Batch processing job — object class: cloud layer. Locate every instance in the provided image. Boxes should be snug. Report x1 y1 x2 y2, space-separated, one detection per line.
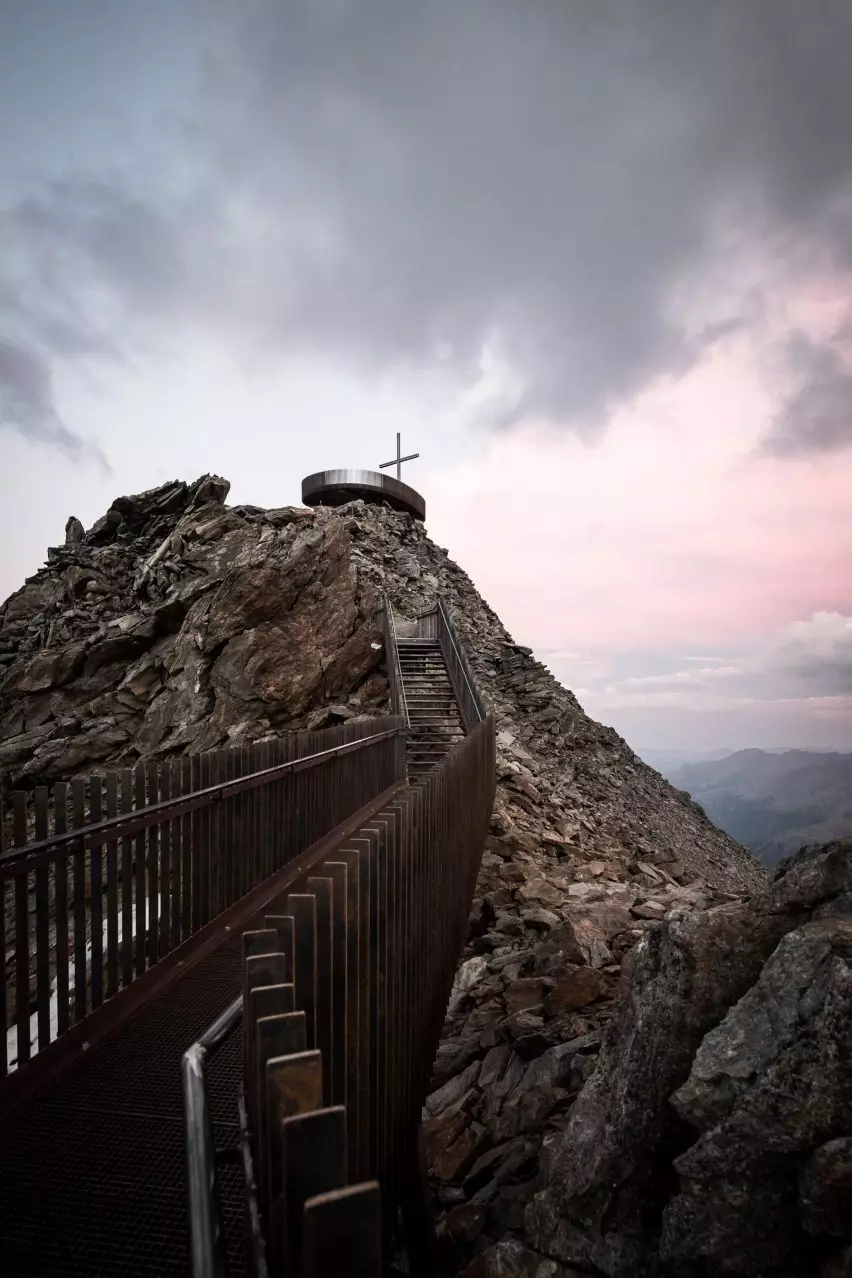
2 1 850 750
570 612 852 752
765 331 852 455
0 336 104 461
3 0 852 456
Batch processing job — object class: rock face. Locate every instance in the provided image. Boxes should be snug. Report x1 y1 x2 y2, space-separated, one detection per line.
1 475 778 1271
0 477 391 784
527 840 852 1278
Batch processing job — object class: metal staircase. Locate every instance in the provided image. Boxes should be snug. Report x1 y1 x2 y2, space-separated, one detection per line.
396 637 465 779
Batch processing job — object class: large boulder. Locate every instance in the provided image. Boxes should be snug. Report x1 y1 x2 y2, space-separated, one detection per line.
528 840 852 1278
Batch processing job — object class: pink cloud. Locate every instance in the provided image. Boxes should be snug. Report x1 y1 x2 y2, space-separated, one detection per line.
426 334 852 657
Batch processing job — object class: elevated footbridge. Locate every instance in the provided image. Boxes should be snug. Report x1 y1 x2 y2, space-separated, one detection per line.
0 598 494 1277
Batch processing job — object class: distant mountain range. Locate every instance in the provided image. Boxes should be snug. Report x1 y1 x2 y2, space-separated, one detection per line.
639 747 735 773
647 748 852 868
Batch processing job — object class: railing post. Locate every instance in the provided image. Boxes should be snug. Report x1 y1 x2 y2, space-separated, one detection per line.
303 1182 382 1277
288 894 318 1050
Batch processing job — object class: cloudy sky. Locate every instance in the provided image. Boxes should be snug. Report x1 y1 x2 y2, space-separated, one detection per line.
2 0 851 753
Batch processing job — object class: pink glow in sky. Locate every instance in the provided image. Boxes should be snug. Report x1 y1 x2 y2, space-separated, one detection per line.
426 330 852 751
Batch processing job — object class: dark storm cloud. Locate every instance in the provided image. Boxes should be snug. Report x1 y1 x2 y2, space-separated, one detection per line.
10 178 193 321
763 332 852 456
185 0 852 430
0 336 107 464
6 0 852 443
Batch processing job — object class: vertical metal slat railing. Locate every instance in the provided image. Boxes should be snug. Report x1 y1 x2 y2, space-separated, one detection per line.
185 604 496 1278
1 718 406 1082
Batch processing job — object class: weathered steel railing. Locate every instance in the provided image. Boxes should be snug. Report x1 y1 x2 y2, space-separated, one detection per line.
435 597 487 729
1 718 406 1078
381 594 410 729
404 596 487 729
185 712 496 1276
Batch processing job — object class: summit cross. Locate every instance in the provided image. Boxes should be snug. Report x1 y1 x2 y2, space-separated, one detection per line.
379 432 419 482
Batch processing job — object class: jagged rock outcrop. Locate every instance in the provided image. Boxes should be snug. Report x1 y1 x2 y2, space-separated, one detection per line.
525 840 852 1278
0 477 766 894
0 477 391 784
1 475 778 1271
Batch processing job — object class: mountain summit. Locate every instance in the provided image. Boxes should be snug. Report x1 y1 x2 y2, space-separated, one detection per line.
0 474 763 895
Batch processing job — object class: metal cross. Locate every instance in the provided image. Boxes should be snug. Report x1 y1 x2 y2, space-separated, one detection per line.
379 432 419 481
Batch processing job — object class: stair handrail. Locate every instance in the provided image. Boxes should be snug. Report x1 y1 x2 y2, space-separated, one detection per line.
436 597 487 729
381 594 410 730
183 995 242 1278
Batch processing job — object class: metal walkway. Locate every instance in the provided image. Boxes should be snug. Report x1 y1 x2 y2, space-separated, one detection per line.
0 925 249 1277
0 599 491 1277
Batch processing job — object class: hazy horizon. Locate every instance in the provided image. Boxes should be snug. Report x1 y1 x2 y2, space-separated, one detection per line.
633 743 852 760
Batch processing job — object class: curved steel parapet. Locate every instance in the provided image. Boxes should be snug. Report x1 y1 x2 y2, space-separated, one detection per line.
302 468 426 520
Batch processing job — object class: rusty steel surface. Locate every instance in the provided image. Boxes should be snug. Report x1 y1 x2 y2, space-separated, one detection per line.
0 772 409 1277
406 600 486 730
2 718 405 1082
436 598 487 727
0 779 405 1118
396 638 465 780
190 707 496 1274
301 469 426 521
1 724 403 867
0 925 248 1277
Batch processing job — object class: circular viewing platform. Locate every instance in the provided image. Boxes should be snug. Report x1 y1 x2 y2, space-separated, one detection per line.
301 469 426 520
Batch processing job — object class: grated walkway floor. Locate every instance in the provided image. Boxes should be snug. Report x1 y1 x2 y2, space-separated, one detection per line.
0 931 247 1277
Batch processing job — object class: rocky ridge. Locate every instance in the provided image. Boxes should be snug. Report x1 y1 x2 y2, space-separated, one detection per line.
1 477 775 1272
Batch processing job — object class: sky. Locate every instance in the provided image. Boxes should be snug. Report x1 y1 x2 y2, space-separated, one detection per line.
1 0 851 754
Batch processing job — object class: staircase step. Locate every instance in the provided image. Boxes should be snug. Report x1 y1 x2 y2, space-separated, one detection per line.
396 638 471 778
408 724 463 732
402 691 453 697
407 712 459 719
405 700 457 707
407 722 463 729
409 733 463 740
400 673 452 679
404 693 455 698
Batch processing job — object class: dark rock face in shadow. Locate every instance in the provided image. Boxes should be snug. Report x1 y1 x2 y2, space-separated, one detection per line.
528 840 852 1278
